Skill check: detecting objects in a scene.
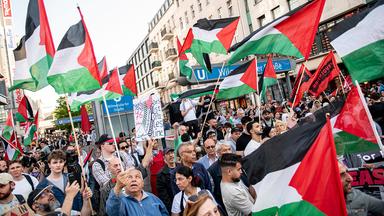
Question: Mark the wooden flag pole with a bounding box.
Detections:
[102,95,125,171]
[115,100,124,134]
[64,96,94,213]
[291,63,306,108]
[355,81,384,152]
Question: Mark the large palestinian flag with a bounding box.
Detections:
[180,17,239,72]
[69,67,123,111]
[331,86,382,155]
[177,37,193,79]
[228,0,325,64]
[9,37,37,91]
[259,56,277,99]
[328,0,384,83]
[243,101,347,216]
[118,64,137,96]
[216,59,257,100]
[47,19,101,94]
[9,0,55,91]
[16,96,34,122]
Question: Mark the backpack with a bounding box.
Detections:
[15,194,26,204]
[22,174,35,191]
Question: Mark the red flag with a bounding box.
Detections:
[240,59,258,91]
[308,52,340,96]
[105,67,123,95]
[80,105,91,134]
[289,64,314,107]
[178,28,194,56]
[122,65,138,96]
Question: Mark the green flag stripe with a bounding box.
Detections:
[216,84,255,100]
[334,131,380,155]
[253,200,325,216]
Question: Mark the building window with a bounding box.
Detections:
[271,6,280,19]
[287,0,300,11]
[217,7,222,18]
[248,23,253,32]
[254,0,262,4]
[227,0,233,17]
[185,11,189,24]
[197,0,202,11]
[206,0,209,6]
[176,0,179,7]
[191,5,195,18]
[179,17,184,29]
[258,15,265,27]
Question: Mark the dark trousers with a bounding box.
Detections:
[185,119,200,139]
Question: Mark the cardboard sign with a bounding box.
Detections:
[4,203,35,216]
[133,93,164,141]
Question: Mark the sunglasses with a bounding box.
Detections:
[188,190,210,202]
[206,145,215,149]
[120,146,128,150]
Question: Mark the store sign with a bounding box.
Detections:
[1,0,12,17]
[56,115,94,125]
[191,58,292,83]
[102,95,134,114]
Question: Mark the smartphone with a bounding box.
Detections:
[68,173,77,185]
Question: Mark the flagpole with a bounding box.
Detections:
[355,81,384,152]
[64,95,95,213]
[102,95,125,170]
[114,100,124,133]
[291,63,307,108]
[200,61,226,132]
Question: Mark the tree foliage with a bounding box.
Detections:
[52,96,93,131]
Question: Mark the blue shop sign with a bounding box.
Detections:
[102,95,134,114]
[56,115,94,125]
[192,58,292,82]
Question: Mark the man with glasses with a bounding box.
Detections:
[197,138,218,169]
[170,143,212,195]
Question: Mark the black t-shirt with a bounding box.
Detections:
[236,133,252,151]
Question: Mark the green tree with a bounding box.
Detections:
[53,96,93,131]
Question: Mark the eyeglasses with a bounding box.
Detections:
[206,145,215,149]
[188,190,210,202]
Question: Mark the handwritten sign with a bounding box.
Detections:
[133,93,164,141]
[4,203,35,216]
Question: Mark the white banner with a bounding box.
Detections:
[133,93,164,141]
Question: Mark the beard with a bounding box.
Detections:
[232,176,241,183]
[0,190,12,199]
[39,199,61,213]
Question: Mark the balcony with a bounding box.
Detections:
[151,61,162,71]
[165,48,177,61]
[161,28,174,40]
[148,42,159,54]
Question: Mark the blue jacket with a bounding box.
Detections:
[36,173,82,211]
[106,190,168,216]
[170,162,212,195]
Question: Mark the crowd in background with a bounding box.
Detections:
[0,81,384,216]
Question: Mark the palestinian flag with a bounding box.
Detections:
[243,101,347,216]
[118,64,137,96]
[9,37,37,91]
[24,111,39,146]
[9,0,55,91]
[176,85,216,99]
[177,37,193,79]
[331,85,382,155]
[16,96,34,122]
[216,59,257,100]
[288,64,314,107]
[308,52,340,97]
[259,56,277,99]
[47,18,101,94]
[228,0,325,64]
[180,17,239,72]
[1,134,23,161]
[69,68,123,111]
[2,111,14,140]
[328,0,384,83]
[98,56,108,80]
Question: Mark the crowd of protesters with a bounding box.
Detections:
[0,81,384,216]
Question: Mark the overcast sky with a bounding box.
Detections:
[11,0,164,114]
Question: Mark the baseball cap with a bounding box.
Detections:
[164,147,174,154]
[27,185,53,208]
[231,127,242,133]
[0,173,13,184]
[97,134,118,145]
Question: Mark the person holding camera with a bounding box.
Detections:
[36,150,83,213]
